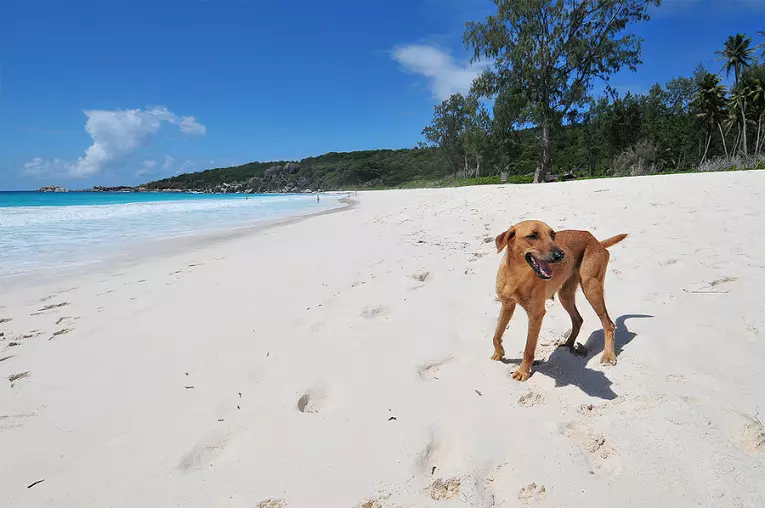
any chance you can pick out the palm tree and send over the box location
[717,34,755,154]
[693,72,728,161]
[748,78,765,155]
[756,31,765,61]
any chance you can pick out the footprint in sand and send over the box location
[361,305,390,319]
[8,371,30,388]
[724,413,765,454]
[31,302,70,316]
[256,499,286,508]
[296,385,328,414]
[518,390,545,407]
[429,478,461,501]
[356,495,391,508]
[665,374,687,383]
[0,412,36,430]
[558,422,620,475]
[417,357,453,381]
[49,328,74,340]
[518,482,547,503]
[178,429,231,470]
[16,330,43,341]
[410,270,431,283]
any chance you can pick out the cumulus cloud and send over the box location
[23,107,205,179]
[391,44,490,100]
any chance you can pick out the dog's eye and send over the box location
[526,232,539,240]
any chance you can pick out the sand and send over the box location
[1,171,764,507]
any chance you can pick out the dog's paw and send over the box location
[599,353,617,366]
[490,348,505,361]
[511,369,531,381]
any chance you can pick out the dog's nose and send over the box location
[551,249,565,262]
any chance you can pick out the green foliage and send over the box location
[465,0,660,181]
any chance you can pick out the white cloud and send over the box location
[163,155,176,170]
[391,44,490,100]
[23,107,205,179]
[136,159,158,177]
[23,157,68,179]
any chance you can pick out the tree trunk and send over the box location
[534,117,552,183]
[756,115,763,156]
[701,131,711,164]
[718,123,728,158]
[740,96,748,156]
[475,156,481,178]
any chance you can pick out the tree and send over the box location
[422,93,479,175]
[465,0,660,183]
[717,34,755,154]
[692,70,728,161]
[741,64,765,155]
[421,93,485,178]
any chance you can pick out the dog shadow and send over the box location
[528,314,653,400]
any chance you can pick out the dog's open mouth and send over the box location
[525,253,553,280]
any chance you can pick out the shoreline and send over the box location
[0,196,354,292]
[1,173,764,507]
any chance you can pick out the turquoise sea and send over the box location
[0,191,342,278]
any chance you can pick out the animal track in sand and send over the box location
[361,305,390,319]
[49,328,74,340]
[178,430,231,470]
[31,302,70,315]
[16,330,43,341]
[518,482,547,503]
[417,357,454,380]
[429,478,461,501]
[730,414,765,454]
[296,386,328,414]
[8,371,30,388]
[559,422,620,475]
[256,499,286,508]
[410,270,431,282]
[0,412,36,430]
[356,495,391,508]
[518,390,545,407]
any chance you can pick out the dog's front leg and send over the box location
[512,308,545,381]
[491,302,516,361]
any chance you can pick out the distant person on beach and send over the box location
[317,194,320,203]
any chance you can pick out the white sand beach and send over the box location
[1,171,764,507]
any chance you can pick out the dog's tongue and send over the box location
[537,258,553,278]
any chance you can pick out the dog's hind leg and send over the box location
[580,247,617,365]
[557,274,586,356]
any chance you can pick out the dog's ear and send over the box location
[495,227,516,253]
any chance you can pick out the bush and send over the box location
[612,140,660,177]
[697,154,765,173]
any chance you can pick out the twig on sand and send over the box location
[682,289,730,294]
[27,479,45,489]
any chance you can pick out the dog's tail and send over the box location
[600,233,628,249]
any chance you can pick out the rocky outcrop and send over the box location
[37,185,69,192]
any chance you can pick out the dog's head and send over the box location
[495,220,564,280]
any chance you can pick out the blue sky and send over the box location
[0,0,762,190]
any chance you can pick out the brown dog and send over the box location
[492,220,627,381]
